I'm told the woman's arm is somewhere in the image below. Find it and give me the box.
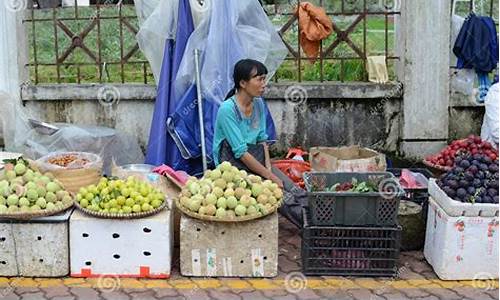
[240,152,283,188]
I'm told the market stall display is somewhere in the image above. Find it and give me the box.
[303,172,403,226]
[180,212,278,277]
[70,208,173,279]
[424,197,498,280]
[0,209,72,277]
[309,146,387,172]
[424,135,498,172]
[0,158,74,219]
[74,176,167,219]
[34,152,103,194]
[176,162,283,222]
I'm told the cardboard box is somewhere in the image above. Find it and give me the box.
[180,212,279,277]
[310,146,386,172]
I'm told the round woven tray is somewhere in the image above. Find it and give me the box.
[422,159,451,172]
[0,200,74,220]
[175,197,281,222]
[75,200,168,219]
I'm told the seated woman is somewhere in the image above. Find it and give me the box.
[213,59,306,227]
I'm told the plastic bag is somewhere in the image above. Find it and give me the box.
[174,0,288,105]
[134,0,180,85]
[18,124,144,175]
[367,56,389,84]
[450,68,475,96]
[36,151,102,171]
[481,83,499,148]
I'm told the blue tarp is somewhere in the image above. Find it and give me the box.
[145,0,195,167]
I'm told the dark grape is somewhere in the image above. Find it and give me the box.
[468,165,479,174]
[464,172,474,181]
[489,164,499,173]
[467,187,476,195]
[473,179,482,188]
[459,160,471,168]
[494,196,499,203]
[484,196,493,203]
[448,180,459,189]
[457,188,467,198]
[477,171,485,179]
[472,160,481,166]
[488,188,497,197]
[480,164,489,171]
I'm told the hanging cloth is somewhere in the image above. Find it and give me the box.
[295,2,333,61]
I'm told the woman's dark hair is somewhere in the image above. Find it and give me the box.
[224,59,268,100]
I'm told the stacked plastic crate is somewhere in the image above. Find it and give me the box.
[301,172,403,276]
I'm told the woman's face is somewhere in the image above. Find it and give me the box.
[240,71,267,97]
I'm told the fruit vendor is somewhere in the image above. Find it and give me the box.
[213,59,307,227]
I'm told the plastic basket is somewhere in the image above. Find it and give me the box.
[303,172,403,226]
[301,208,401,277]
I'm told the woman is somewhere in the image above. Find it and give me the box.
[213,59,306,227]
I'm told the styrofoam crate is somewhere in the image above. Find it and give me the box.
[0,209,72,277]
[70,208,173,278]
[424,197,499,280]
[180,212,279,277]
[428,179,499,217]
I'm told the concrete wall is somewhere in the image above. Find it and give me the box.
[13,83,403,156]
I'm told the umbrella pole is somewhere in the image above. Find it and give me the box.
[194,49,208,172]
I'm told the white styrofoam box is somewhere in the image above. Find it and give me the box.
[428,179,499,217]
[180,212,279,277]
[424,197,499,280]
[70,208,173,278]
[0,209,72,277]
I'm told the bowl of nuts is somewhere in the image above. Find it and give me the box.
[34,152,103,193]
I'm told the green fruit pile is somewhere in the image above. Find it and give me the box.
[178,161,283,220]
[76,176,166,214]
[0,159,73,214]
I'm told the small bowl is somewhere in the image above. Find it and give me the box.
[28,119,59,136]
[119,164,155,173]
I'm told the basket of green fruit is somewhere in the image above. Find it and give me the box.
[0,157,74,220]
[176,161,284,222]
[74,176,168,219]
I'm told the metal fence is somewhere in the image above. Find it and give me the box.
[22,0,497,84]
[24,0,151,84]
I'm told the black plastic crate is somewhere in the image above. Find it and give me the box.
[387,168,433,221]
[303,172,403,226]
[301,208,401,277]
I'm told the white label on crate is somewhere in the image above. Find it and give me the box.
[222,257,232,277]
[251,248,264,277]
[191,249,201,276]
[206,248,217,276]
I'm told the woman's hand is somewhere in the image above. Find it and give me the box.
[269,173,284,189]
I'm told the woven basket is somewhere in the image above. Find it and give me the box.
[75,200,168,219]
[0,200,74,220]
[174,197,281,223]
[422,159,451,173]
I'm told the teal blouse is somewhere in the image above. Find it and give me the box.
[213,96,268,165]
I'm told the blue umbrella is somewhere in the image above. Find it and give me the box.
[145,0,195,167]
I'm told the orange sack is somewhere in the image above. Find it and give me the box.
[295,2,333,61]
